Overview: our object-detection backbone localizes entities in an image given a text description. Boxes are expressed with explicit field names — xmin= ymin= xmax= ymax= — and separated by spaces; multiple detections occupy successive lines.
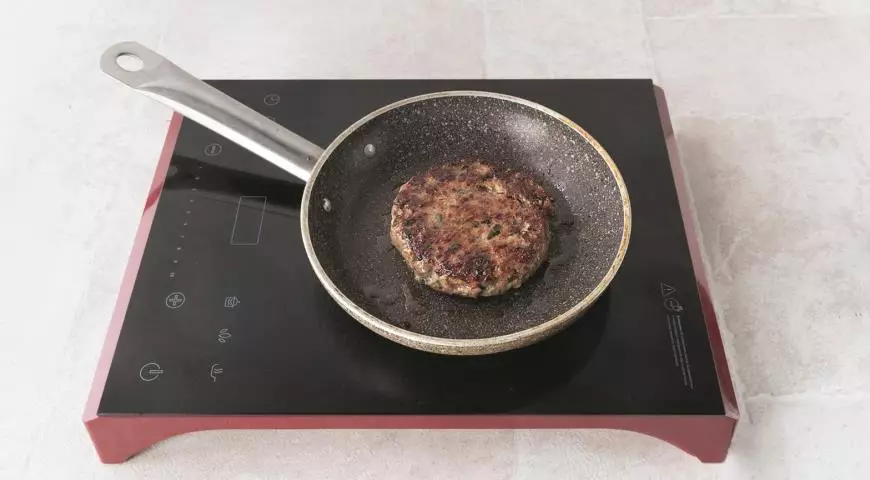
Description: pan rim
xmin=300 ymin=90 xmax=632 ymax=355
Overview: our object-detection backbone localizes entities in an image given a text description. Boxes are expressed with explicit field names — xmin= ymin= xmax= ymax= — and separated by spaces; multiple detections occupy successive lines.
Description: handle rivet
xmin=115 ymin=53 xmax=144 ymax=72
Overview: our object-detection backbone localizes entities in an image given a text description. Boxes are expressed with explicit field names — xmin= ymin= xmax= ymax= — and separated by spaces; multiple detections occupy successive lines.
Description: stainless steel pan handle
xmin=100 ymin=41 xmax=323 ymax=182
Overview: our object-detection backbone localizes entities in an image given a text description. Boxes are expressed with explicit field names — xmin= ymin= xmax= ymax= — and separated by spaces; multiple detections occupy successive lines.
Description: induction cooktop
xmin=84 ymin=79 xmax=738 ymax=463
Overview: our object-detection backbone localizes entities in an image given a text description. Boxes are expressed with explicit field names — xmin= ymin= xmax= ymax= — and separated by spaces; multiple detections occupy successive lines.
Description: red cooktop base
xmin=83 ymin=80 xmax=739 ymax=464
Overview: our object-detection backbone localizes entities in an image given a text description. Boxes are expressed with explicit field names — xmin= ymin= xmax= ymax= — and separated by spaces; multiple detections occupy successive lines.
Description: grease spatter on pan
xmin=389 ymin=159 xmax=554 ymax=298
xmin=362 ymin=285 xmax=399 ymax=306
xmin=401 ymin=284 xmax=426 ymax=315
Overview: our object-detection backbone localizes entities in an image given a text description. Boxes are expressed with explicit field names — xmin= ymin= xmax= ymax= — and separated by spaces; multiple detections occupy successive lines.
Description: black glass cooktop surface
xmin=98 ymin=79 xmax=723 ymax=416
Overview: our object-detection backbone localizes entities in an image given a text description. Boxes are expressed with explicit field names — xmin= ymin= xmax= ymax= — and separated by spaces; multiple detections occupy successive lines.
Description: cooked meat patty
xmin=390 ymin=159 xmax=555 ymax=298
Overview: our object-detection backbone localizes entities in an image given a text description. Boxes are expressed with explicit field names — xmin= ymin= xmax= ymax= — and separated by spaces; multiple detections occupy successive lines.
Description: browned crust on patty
xmin=390 ymin=159 xmax=554 ymax=298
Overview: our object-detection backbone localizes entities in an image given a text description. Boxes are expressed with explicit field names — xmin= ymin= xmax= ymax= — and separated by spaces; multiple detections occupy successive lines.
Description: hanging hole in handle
xmin=115 ymin=53 xmax=144 ymax=72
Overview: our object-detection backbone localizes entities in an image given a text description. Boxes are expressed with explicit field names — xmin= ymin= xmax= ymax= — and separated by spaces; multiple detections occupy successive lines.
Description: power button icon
xmin=138 ymin=362 xmax=164 ymax=382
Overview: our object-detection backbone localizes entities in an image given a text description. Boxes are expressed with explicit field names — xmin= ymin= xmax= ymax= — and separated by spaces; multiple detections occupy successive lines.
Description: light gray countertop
xmin=2 ymin=0 xmax=868 ymax=478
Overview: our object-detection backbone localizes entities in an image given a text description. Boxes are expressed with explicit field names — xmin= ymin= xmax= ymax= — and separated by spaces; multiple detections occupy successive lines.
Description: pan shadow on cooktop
xmin=166 ymin=156 xmax=305 ymax=210
xmin=315 ymin=288 xmax=610 ymax=413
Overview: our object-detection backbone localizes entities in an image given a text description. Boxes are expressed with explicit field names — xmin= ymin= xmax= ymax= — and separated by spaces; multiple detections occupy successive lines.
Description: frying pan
xmin=100 ymin=42 xmax=631 ymax=356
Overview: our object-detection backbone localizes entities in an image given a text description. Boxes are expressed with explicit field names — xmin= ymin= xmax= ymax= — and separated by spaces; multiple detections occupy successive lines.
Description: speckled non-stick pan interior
xmin=306 ymin=94 xmax=625 ymax=340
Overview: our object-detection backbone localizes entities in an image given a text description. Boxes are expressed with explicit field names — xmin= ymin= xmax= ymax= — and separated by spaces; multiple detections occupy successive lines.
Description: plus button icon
xmin=165 ymin=292 xmax=186 ymax=309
